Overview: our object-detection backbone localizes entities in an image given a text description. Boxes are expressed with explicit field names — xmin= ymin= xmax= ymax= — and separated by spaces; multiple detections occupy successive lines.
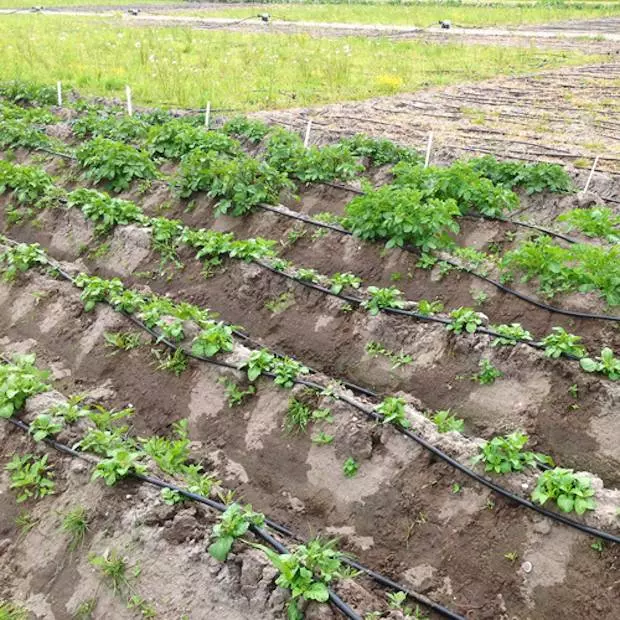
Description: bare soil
xmin=2 ymin=63 xmax=620 ymax=618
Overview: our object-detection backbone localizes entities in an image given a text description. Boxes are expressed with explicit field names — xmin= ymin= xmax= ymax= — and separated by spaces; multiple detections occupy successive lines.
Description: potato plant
xmin=76 ymin=137 xmax=157 ymax=193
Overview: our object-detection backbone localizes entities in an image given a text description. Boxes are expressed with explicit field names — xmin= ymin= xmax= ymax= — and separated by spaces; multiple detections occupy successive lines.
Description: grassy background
xmin=0 ymin=15 xmax=606 ymax=110
xmin=159 ymin=2 xmax=620 ymax=27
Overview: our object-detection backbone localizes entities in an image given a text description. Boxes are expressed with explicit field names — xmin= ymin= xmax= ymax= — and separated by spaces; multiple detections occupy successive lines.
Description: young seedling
xmin=151 ymin=348 xmax=188 ymax=376
xmin=208 ymin=503 xmax=265 ymax=562
xmin=432 ymin=410 xmax=464 ymax=433
xmin=219 ymin=378 xmax=256 ymax=408
xmin=251 ymin=538 xmax=349 ymax=620
xmin=89 ymin=550 xmax=128 ymax=594
xmin=473 ymin=431 xmax=552 ymax=474
xmin=61 ymin=506 xmax=89 ymax=551
xmin=376 ymin=396 xmax=411 ymax=429
xmin=447 ymin=307 xmax=484 ymax=335
xmin=311 ymin=431 xmax=335 ymax=445
xmin=343 ymin=457 xmax=359 ymax=478
xmin=6 ymin=454 xmax=55 ymax=503
xmin=103 ymin=331 xmax=142 ymax=353
xmin=471 ymin=359 xmax=503 ymax=385
xmin=532 ymin=468 xmax=596 ymax=515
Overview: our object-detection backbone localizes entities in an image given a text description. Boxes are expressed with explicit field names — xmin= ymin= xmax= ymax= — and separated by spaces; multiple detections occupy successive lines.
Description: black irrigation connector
xmin=253 ymin=204 xmax=620 ymax=323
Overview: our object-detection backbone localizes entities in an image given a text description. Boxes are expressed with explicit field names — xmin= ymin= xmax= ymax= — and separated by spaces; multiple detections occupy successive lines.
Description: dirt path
xmin=3 ymin=8 xmax=620 ymax=51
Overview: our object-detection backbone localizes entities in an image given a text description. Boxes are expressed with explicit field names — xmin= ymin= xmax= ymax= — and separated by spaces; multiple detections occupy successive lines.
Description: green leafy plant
xmin=580 ymin=347 xmax=620 ymax=380
xmin=311 ymin=431 xmax=334 ymax=445
xmin=501 ymin=236 xmax=620 ymax=306
xmin=74 ymin=273 xmax=124 ymax=311
xmin=0 ymin=600 xmax=28 ymax=620
xmin=0 ymin=353 xmax=50 ymax=419
xmin=386 ymin=591 xmax=429 ymax=619
xmin=531 ymin=468 xmax=596 ymax=515
xmin=176 ymin=150 xmax=290 ymax=216
xmin=208 ymin=502 xmax=265 ymax=562
xmin=446 ymin=307 xmax=484 ymax=335
xmin=558 ymin=207 xmax=620 ymax=243
xmin=432 ymin=410 xmax=464 ymax=433
xmin=392 ymin=160 xmax=518 ymax=217
xmin=89 ymin=550 xmax=128 ymax=594
xmin=416 ymin=299 xmax=444 ymax=316
xmin=541 ymin=327 xmax=587 ymax=359
xmin=76 ymin=137 xmax=157 ymax=193
xmin=241 ymin=349 xmax=275 ymax=382
xmin=252 ymin=538 xmax=348 ymax=620
xmin=472 ymin=431 xmax=552 ymax=474
xmin=375 ymin=396 xmax=411 ymax=429
xmin=151 ymin=348 xmax=188 ymax=376
xmin=104 ymin=331 xmax=142 ymax=353
xmin=285 ymin=398 xmax=313 ymax=434
xmin=0 ymin=242 xmax=47 ymax=281
xmin=271 ymin=356 xmax=309 ymax=389
xmin=148 ymin=120 xmax=240 ymax=159
xmin=161 ymin=487 xmax=184 ymax=505
xmin=220 ymin=378 xmax=256 ymax=407
xmin=5 ymin=454 xmax=55 ymax=503
xmin=341 ymin=134 xmax=421 ymax=166
xmin=343 ymin=457 xmax=359 ymax=478
xmin=0 ymin=160 xmax=54 ymax=204
xmin=222 ymin=116 xmax=270 ymax=144
xmin=365 ymin=341 xmax=412 ymax=369
xmin=344 ymin=185 xmax=460 ymax=250
xmin=141 ymin=420 xmax=190 ymax=475
xmin=467 ymin=156 xmax=573 ymax=194
xmin=490 ymin=323 xmax=533 ymax=346
xmin=29 ymin=413 xmax=64 ymax=442
xmin=67 ymin=188 xmax=144 ymax=234
xmin=91 ymin=449 xmax=146 ymax=486
xmin=362 ymin=286 xmax=405 ymax=315
xmin=471 ymin=359 xmax=503 ymax=385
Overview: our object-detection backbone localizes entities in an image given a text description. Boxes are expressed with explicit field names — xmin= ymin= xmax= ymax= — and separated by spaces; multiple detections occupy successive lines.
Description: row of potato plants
xmin=0 ymin=353 xmax=366 ymax=620
xmin=0 ymin=284 xmax=605 ymax=524
xmin=0 ymin=160 xmax=618 ymax=380
xmin=2 ymin=94 xmax=617 ymax=309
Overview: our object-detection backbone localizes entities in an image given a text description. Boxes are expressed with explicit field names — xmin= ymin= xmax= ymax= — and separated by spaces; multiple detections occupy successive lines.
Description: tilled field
xmin=1 ymin=89 xmax=619 ymax=619
xmin=258 ymin=62 xmax=620 ymax=176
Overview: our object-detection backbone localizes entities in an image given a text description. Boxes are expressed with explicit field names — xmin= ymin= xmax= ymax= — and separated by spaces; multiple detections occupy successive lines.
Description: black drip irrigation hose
xmin=253 ymin=204 xmax=620 ymax=323
xmin=22 ymin=141 xmax=615 ymax=320
xmin=4 ymin=240 xmax=619 ymax=547
xmin=2 ymin=418 xmax=361 ymax=620
xmin=2 ymin=394 xmax=466 ymax=620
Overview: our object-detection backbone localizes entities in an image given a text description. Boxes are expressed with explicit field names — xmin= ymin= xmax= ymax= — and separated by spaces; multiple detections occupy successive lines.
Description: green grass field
xmin=155 ymin=2 xmax=620 ymax=28
xmin=0 ymin=15 xmax=607 ymax=110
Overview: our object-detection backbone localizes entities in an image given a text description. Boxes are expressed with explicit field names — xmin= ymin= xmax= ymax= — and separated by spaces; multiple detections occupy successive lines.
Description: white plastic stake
xmin=204 ymin=102 xmax=211 ymax=129
xmin=424 ymin=131 xmax=433 ymax=168
xmin=125 ymin=85 xmax=133 ymax=117
xmin=56 ymin=81 xmax=62 ymax=107
xmin=583 ymin=155 xmax=599 ymax=193
xmin=303 ymin=119 xmax=312 ymax=148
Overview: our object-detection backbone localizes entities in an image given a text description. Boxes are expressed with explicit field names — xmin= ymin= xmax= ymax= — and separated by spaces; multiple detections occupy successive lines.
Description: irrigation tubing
xmin=3 ymin=239 xmax=619 ymax=547
xmin=21 ymin=134 xmax=618 ymax=321
xmin=253 ymin=204 xmax=620 ymax=322
xmin=2 ymin=418 xmax=361 ymax=620
xmin=3 ymin=410 xmax=463 ymax=620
